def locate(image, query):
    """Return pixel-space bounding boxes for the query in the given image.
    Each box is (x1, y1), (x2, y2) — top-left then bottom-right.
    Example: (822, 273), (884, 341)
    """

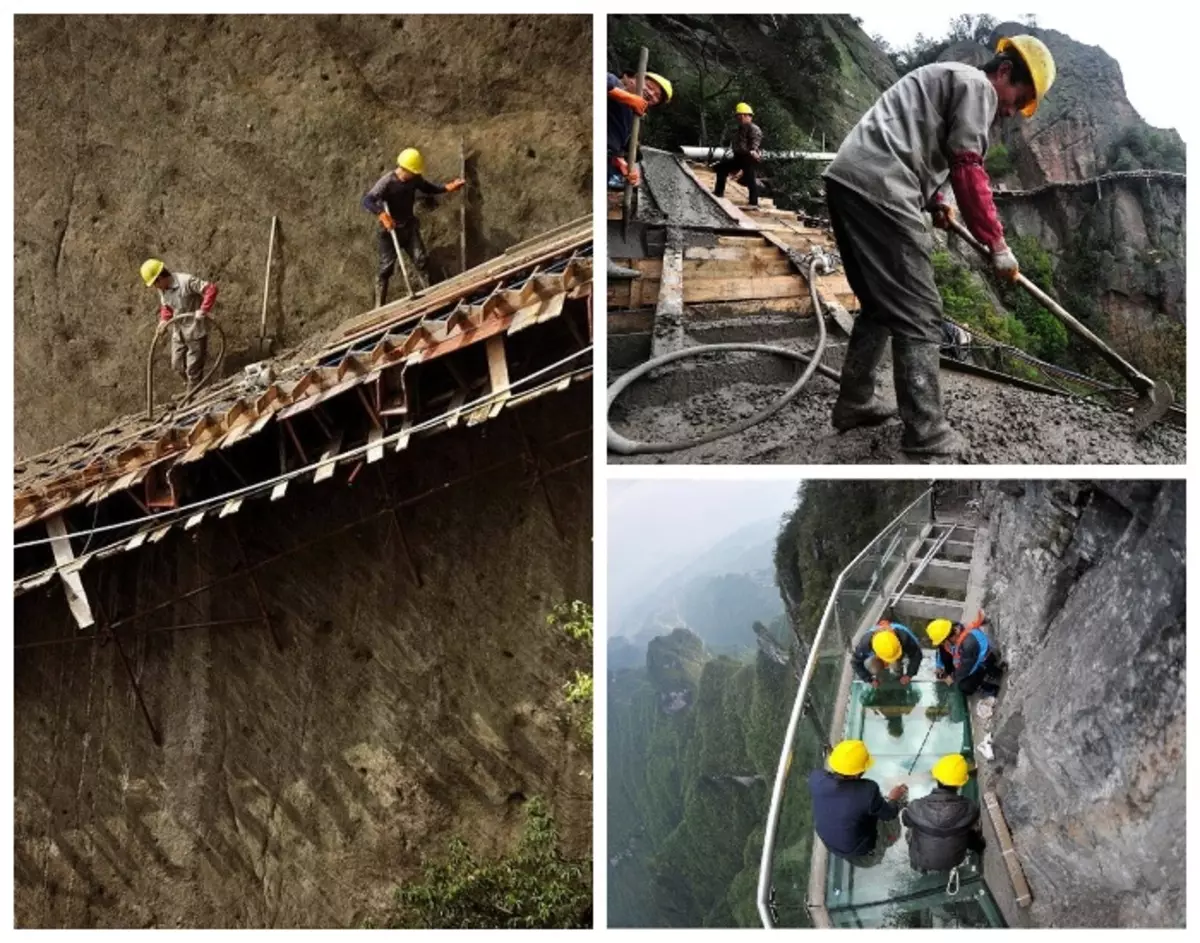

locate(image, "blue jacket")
(607, 72), (635, 159)
(808, 769), (900, 857)
(935, 628), (991, 682)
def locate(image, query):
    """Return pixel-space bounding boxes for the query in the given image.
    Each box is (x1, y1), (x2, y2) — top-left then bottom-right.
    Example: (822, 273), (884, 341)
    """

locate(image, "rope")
(15, 346), (592, 550)
(145, 312), (227, 420)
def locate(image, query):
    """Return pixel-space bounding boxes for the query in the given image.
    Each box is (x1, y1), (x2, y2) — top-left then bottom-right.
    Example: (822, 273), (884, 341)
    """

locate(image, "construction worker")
(809, 739), (908, 868)
(362, 148), (465, 306)
(824, 35), (1056, 460)
(901, 753), (986, 873)
(713, 102), (763, 207)
(141, 258), (218, 390)
(927, 613), (1005, 697)
(606, 68), (672, 188)
(853, 619), (923, 686)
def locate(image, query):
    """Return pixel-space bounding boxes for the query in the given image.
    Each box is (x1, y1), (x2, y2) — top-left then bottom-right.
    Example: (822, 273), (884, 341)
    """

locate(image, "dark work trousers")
(957, 650), (1003, 697)
(825, 179), (944, 345)
(378, 221), (430, 286)
(714, 154), (759, 206)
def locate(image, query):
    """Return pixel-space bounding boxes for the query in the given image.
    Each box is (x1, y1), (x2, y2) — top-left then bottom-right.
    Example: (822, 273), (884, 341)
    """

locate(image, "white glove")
(991, 243), (1019, 283)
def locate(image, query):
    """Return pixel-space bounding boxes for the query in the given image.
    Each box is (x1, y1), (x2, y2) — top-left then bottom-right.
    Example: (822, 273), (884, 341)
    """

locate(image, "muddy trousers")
(714, 154), (758, 205)
(842, 817), (903, 869)
(377, 222), (429, 303)
(826, 179), (959, 456)
(169, 321), (208, 387)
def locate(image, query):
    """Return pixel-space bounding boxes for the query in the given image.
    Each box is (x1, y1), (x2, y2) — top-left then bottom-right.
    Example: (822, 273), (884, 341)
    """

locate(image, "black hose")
(606, 259), (837, 455)
(145, 315), (227, 419)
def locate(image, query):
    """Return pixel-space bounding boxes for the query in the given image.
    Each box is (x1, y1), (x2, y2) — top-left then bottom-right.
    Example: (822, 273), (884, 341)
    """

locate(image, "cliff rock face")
(978, 481), (1184, 927)
(13, 14), (591, 455)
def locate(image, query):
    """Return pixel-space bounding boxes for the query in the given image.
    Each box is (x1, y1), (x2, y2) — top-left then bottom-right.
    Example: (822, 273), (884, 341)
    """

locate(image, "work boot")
(893, 339), (965, 462)
(832, 317), (897, 431)
(374, 276), (389, 309)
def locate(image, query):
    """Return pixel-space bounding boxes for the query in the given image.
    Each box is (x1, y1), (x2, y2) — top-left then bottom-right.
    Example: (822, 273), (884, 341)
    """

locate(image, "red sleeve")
(949, 152), (1005, 249)
(200, 283), (218, 313)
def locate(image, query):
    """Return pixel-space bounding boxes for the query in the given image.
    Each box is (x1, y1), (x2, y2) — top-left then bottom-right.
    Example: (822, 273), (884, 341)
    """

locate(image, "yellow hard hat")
(997, 34), (1056, 117)
(396, 147), (425, 175)
(927, 618), (954, 646)
(645, 71), (673, 103)
(735, 101), (754, 115)
(829, 739), (873, 777)
(140, 258), (164, 286)
(872, 629), (903, 664)
(931, 754), (971, 788)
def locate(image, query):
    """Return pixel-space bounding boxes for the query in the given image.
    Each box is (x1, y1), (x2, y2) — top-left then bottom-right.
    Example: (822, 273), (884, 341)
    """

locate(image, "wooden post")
(259, 215), (277, 343)
(459, 137), (468, 273)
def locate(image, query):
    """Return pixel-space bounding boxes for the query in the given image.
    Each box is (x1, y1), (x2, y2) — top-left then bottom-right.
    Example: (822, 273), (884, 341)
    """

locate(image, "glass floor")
(824, 655), (1005, 927)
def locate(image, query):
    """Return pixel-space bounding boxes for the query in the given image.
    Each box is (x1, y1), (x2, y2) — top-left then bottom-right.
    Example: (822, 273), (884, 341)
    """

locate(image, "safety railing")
(757, 488), (935, 928)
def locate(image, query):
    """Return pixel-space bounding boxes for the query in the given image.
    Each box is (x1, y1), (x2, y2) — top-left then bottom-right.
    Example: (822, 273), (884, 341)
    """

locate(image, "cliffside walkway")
(758, 488), (1009, 928)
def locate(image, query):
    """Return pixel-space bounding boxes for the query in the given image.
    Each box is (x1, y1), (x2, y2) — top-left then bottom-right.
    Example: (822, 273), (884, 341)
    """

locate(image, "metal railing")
(757, 488), (935, 928)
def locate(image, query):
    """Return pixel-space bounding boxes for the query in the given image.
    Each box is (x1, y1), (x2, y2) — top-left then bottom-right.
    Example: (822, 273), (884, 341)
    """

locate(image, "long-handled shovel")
(621, 47), (649, 241)
(947, 216), (1173, 433)
(389, 227), (415, 300)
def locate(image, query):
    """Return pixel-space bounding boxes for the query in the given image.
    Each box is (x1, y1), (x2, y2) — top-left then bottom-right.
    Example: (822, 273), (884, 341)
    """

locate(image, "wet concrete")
(639, 148), (735, 228)
(608, 337), (1186, 465)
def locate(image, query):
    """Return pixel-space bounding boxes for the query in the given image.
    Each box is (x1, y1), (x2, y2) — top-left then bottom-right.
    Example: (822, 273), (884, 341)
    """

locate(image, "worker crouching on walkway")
(362, 147), (464, 306)
(141, 258), (217, 389)
(606, 69), (672, 188)
(854, 619), (923, 686)
(809, 739), (907, 868)
(823, 35), (1056, 460)
(902, 754), (986, 873)
(927, 613), (1006, 697)
(713, 102), (763, 207)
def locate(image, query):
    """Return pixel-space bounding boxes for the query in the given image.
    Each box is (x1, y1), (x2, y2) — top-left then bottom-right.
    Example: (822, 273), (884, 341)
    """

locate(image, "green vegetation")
(380, 798), (590, 929)
(930, 248), (1031, 353)
(1105, 125), (1187, 174)
(1000, 235), (1069, 362)
(549, 601), (593, 742)
(984, 141), (1013, 178)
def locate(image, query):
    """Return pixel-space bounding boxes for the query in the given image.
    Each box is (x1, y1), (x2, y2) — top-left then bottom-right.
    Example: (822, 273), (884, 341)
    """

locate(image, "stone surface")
(977, 480), (1184, 927)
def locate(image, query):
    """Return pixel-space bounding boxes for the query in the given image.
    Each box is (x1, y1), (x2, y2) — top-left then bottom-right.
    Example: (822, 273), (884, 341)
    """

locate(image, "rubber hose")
(146, 316), (228, 419)
(606, 260), (837, 455)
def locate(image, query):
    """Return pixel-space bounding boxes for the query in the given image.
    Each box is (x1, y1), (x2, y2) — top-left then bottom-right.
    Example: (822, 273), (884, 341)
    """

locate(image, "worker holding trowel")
(712, 102), (763, 207)
(927, 614), (1006, 698)
(140, 258), (218, 390)
(362, 148), (464, 306)
(853, 619), (923, 686)
(606, 68), (672, 189)
(809, 739), (908, 868)
(823, 35), (1055, 460)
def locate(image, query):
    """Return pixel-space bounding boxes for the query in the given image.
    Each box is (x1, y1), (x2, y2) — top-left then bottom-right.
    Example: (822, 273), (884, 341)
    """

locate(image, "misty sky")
(862, 12), (1190, 143)
(608, 478), (801, 628)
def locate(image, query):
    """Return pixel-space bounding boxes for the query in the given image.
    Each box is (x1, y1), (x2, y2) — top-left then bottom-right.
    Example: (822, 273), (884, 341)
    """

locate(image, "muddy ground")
(607, 333), (1185, 465)
(14, 14), (591, 456)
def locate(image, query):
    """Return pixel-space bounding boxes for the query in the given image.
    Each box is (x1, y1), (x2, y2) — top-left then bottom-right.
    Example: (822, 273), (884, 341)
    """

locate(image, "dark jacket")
(934, 626), (993, 684)
(728, 120), (763, 158)
(607, 72), (635, 159)
(362, 172), (447, 226)
(853, 622), (923, 682)
(808, 769), (900, 858)
(901, 786), (981, 871)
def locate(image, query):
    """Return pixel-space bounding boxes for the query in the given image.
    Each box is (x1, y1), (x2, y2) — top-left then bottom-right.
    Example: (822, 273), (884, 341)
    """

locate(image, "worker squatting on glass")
(140, 257), (218, 390)
(361, 147), (465, 307)
(822, 34), (1056, 460)
(605, 68), (672, 189)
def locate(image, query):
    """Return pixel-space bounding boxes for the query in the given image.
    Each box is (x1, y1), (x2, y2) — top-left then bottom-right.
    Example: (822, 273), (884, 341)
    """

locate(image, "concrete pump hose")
(145, 315), (227, 419)
(606, 260), (835, 455)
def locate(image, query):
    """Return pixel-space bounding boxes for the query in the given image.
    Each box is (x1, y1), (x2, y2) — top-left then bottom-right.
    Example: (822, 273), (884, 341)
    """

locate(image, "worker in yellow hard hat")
(854, 619), (923, 687)
(606, 67), (672, 189)
(901, 753), (986, 873)
(809, 739), (908, 868)
(140, 257), (219, 389)
(931, 610), (1007, 697)
(824, 34), (1056, 460)
(362, 147), (465, 306)
(712, 101), (764, 207)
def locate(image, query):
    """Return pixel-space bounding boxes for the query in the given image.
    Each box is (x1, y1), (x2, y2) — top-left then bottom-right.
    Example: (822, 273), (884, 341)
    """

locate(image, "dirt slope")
(14, 14), (591, 455)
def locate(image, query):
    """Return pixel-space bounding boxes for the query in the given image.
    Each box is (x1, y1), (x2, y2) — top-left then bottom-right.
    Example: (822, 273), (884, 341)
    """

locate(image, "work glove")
(378, 210), (395, 231)
(608, 87), (648, 116)
(159, 305), (174, 322)
(750, 149), (763, 164)
(870, 678), (881, 689)
(899, 675), (911, 686)
(614, 157), (640, 186)
(887, 784), (909, 802)
(930, 202), (956, 231)
(444, 178), (466, 193)
(991, 242), (1020, 283)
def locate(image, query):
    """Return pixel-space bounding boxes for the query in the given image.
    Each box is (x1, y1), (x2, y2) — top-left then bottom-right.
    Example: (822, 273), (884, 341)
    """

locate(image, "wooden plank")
(608, 310), (654, 334)
(366, 426), (385, 464)
(219, 497), (244, 518)
(394, 418), (414, 452)
(716, 235), (769, 247)
(45, 514), (96, 630)
(681, 274), (806, 304)
(485, 335), (511, 402)
(270, 481), (288, 501)
(685, 257), (795, 279)
(313, 434), (344, 483)
(684, 245), (780, 262)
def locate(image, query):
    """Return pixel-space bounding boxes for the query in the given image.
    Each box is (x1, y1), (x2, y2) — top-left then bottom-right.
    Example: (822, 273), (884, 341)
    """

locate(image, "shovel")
(389, 227), (415, 300)
(621, 47), (649, 241)
(947, 216), (1173, 433)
